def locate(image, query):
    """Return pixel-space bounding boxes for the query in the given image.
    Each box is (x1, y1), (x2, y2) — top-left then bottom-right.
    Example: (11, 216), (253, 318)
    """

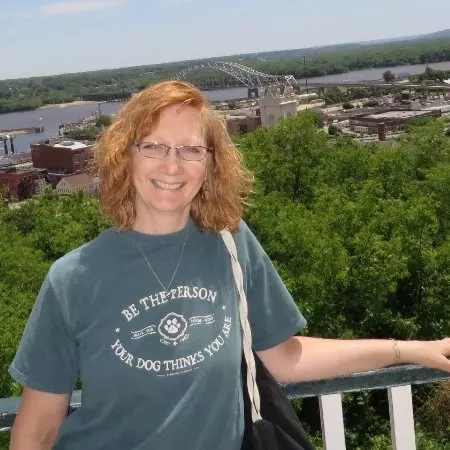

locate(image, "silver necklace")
(131, 224), (190, 295)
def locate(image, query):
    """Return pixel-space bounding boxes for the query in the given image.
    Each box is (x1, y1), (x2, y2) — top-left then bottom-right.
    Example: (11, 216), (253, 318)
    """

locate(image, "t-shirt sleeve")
(9, 268), (79, 394)
(235, 221), (307, 352)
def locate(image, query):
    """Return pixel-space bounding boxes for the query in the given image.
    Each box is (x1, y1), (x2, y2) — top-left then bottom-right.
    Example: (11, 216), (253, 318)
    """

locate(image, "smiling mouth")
(151, 180), (185, 191)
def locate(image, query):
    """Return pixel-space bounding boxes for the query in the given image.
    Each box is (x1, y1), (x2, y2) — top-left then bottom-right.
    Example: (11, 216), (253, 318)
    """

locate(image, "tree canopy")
(236, 113), (450, 447)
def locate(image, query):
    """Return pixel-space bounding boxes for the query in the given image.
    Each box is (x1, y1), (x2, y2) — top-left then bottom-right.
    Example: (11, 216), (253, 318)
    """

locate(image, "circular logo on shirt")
(158, 312), (188, 343)
(112, 285), (233, 376)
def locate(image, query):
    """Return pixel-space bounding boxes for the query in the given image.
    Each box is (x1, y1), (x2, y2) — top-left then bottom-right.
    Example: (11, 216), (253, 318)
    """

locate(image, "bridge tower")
(247, 87), (259, 98)
(258, 85), (298, 128)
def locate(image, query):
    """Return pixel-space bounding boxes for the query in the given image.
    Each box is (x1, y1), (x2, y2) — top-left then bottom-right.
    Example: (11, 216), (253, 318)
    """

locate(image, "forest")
(0, 114), (449, 448)
(1, 38), (450, 113)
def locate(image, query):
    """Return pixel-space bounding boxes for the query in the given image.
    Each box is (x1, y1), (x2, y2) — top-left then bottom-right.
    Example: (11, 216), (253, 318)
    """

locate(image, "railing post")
(319, 393), (346, 450)
(388, 385), (416, 450)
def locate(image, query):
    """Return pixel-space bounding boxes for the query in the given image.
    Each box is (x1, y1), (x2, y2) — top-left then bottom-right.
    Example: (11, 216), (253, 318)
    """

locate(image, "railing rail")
(283, 363), (450, 398)
(1, 364), (449, 449)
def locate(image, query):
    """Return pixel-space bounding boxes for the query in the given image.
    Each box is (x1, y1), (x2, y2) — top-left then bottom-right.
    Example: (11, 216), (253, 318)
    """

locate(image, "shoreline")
(2, 61), (450, 116)
(37, 100), (101, 110)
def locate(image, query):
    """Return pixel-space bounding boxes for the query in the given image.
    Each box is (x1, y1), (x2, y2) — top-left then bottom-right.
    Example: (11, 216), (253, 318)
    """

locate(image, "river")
(2, 61), (450, 154)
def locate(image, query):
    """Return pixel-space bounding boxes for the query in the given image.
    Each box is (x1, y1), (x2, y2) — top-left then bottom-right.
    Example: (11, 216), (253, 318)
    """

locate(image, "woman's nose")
(161, 147), (183, 173)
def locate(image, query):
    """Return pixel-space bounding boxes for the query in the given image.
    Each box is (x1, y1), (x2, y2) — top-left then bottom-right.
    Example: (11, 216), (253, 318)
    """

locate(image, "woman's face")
(131, 103), (208, 228)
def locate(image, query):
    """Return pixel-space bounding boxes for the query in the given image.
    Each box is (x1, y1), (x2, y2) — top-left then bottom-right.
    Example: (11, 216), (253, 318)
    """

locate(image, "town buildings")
(0, 138), (96, 200)
(1, 88), (449, 202)
(349, 109), (442, 136)
(0, 165), (45, 200)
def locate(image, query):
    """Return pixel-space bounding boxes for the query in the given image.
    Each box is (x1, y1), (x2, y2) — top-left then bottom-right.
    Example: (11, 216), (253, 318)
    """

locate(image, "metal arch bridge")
(175, 61), (299, 96)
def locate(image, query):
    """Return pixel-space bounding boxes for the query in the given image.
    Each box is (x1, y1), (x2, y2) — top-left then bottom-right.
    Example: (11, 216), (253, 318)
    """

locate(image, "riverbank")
(0, 125), (45, 137)
(37, 100), (100, 110)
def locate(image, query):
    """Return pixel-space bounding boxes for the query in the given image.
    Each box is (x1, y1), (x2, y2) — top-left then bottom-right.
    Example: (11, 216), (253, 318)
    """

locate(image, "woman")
(9, 81), (450, 450)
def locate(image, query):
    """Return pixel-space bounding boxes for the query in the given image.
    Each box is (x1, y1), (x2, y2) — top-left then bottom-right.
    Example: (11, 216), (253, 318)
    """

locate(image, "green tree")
(3, 189), (111, 260)
(363, 100), (380, 107)
(95, 114), (113, 128)
(322, 86), (343, 105)
(0, 225), (50, 399)
(403, 119), (450, 169)
(383, 70), (396, 82)
(64, 126), (100, 141)
(240, 112), (327, 204)
(328, 124), (341, 136)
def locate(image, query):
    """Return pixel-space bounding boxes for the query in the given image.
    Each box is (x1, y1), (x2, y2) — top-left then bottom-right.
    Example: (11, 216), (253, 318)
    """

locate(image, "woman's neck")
(132, 211), (190, 235)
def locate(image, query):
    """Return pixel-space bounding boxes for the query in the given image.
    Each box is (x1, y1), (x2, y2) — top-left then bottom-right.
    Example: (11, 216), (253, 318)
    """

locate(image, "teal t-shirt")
(9, 219), (306, 450)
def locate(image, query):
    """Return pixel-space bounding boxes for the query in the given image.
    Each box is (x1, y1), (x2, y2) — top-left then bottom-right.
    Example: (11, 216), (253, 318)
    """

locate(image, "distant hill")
(361, 29), (450, 45)
(364, 28), (450, 45)
(420, 28), (450, 39)
(231, 29), (450, 62)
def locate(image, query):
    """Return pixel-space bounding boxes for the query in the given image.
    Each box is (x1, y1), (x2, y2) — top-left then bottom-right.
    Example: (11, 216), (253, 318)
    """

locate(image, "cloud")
(40, 0), (128, 16)
(166, 0), (192, 4)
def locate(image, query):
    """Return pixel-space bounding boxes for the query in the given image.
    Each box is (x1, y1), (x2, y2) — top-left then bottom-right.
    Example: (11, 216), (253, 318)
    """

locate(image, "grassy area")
(0, 433), (9, 449)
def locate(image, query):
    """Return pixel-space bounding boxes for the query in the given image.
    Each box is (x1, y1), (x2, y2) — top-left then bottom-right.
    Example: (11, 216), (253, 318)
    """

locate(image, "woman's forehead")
(138, 104), (207, 141)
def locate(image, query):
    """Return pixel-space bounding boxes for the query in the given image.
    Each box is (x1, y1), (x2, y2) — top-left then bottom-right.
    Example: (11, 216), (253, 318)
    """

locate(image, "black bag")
(240, 352), (315, 450)
(220, 230), (316, 450)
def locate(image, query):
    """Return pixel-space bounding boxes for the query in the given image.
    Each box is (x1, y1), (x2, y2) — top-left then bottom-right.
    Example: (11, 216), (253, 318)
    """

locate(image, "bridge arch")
(175, 61), (299, 98)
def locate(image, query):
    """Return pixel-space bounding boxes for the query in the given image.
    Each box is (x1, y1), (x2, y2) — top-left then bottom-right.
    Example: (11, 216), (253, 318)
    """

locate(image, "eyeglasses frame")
(134, 141), (213, 161)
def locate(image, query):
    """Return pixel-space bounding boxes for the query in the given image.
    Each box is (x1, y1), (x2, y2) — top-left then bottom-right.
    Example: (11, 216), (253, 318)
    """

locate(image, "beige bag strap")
(220, 229), (262, 423)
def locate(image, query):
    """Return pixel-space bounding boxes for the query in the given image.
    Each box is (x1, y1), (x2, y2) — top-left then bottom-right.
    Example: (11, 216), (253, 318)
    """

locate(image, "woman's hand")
(400, 338), (450, 372)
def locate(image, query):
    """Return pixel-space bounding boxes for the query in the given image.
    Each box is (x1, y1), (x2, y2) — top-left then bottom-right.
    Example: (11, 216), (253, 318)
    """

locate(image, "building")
(297, 93), (319, 104)
(31, 140), (95, 175)
(34, 177), (48, 194)
(350, 109), (442, 135)
(226, 115), (261, 135)
(327, 106), (389, 123)
(0, 167), (45, 200)
(258, 85), (298, 127)
(56, 173), (99, 197)
(0, 153), (32, 168)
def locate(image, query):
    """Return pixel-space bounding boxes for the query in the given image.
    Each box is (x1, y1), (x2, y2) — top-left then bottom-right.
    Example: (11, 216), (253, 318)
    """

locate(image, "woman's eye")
(184, 146), (201, 153)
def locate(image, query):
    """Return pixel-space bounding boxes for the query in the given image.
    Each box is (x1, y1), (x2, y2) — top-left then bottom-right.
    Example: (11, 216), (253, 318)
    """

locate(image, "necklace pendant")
(130, 224), (191, 296)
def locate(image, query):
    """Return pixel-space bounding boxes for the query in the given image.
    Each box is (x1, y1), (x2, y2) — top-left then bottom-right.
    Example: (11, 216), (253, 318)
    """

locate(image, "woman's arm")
(257, 336), (450, 384)
(10, 388), (70, 450)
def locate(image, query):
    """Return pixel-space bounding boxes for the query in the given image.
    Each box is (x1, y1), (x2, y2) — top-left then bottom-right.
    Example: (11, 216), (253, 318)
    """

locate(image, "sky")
(2, 0), (450, 80)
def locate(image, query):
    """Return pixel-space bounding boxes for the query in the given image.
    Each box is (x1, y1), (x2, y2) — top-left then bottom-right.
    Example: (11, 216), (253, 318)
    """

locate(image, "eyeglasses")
(135, 142), (212, 161)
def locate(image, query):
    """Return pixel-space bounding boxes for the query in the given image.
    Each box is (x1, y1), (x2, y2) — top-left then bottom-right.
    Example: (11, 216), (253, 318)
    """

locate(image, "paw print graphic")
(164, 318), (181, 335)
(158, 313), (188, 343)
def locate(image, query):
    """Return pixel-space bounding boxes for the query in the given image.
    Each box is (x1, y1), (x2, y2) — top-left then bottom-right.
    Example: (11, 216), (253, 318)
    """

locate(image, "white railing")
(283, 362), (450, 449)
(1, 363), (449, 449)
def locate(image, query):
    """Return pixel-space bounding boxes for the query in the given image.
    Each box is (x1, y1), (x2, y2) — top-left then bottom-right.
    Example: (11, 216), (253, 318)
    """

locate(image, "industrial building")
(31, 140), (95, 175)
(350, 109), (442, 135)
